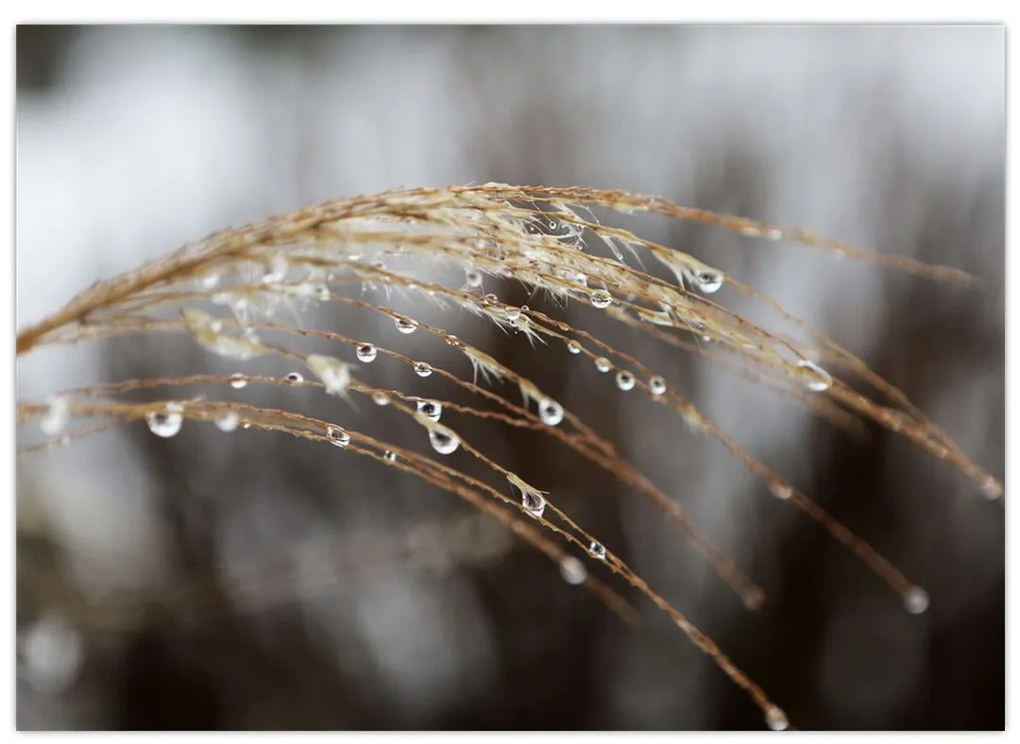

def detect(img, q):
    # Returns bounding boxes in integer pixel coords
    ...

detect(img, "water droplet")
[394,317,418,334]
[429,426,460,455]
[904,587,930,615]
[40,396,69,435]
[566,340,582,355]
[521,491,547,519]
[146,403,184,438]
[327,426,351,448]
[200,272,220,289]
[465,268,482,288]
[483,292,498,305]
[980,475,1003,500]
[503,306,522,322]
[356,344,377,363]
[414,361,433,378]
[372,392,391,406]
[587,541,607,560]
[589,290,613,309]
[416,400,442,422]
[649,376,667,396]
[594,357,612,373]
[770,482,793,500]
[615,371,635,391]
[229,373,248,389]
[383,450,398,462]
[559,556,587,585]
[538,399,564,426]
[284,372,304,384]
[796,360,833,392]
[215,411,240,432]
[692,269,724,294]
[765,706,789,731]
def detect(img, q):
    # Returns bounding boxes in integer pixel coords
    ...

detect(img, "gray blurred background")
[15,25,1004,730]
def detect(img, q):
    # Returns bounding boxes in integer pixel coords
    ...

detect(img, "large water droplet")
[229,373,248,389]
[395,317,418,334]
[146,403,184,438]
[566,340,582,355]
[372,392,391,406]
[416,400,442,422]
[589,290,613,309]
[284,372,304,384]
[649,376,667,396]
[765,706,789,731]
[594,357,612,373]
[215,411,240,432]
[559,556,587,585]
[904,586,930,615]
[587,541,607,560]
[539,398,564,426]
[356,344,377,363]
[521,491,547,519]
[327,426,351,448]
[692,269,724,294]
[465,268,482,288]
[615,371,635,391]
[414,361,433,378]
[429,426,460,455]
[796,359,833,392]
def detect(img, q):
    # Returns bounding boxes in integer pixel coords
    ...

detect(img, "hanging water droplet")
[649,376,667,396]
[327,426,351,448]
[465,268,482,288]
[589,289,613,309]
[482,292,498,305]
[615,371,635,391]
[416,400,442,422]
[770,482,794,500]
[229,373,248,389]
[372,392,391,406]
[692,269,724,294]
[414,362,433,378]
[383,450,398,462]
[394,317,418,334]
[904,586,930,615]
[429,426,460,455]
[503,306,522,322]
[566,340,582,355]
[559,556,587,585]
[594,357,612,373]
[796,359,833,392]
[538,398,564,426]
[146,403,184,438]
[214,411,240,432]
[284,372,304,384]
[765,706,789,731]
[40,396,69,436]
[521,491,547,519]
[587,541,607,560]
[356,344,377,363]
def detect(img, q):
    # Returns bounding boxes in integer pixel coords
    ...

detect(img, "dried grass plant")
[15,183,1004,730]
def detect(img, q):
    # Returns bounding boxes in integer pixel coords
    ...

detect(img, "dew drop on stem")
[356,344,377,363]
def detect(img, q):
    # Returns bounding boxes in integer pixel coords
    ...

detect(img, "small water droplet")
[589,290,613,309]
[770,482,793,500]
[429,426,460,455]
[692,269,724,294]
[538,399,564,426]
[559,556,587,585]
[229,373,248,389]
[521,491,547,519]
[904,587,930,615]
[414,361,433,378]
[483,292,499,305]
[796,360,832,392]
[765,706,789,731]
[615,371,635,391]
[327,426,351,448]
[566,340,582,355]
[980,475,1003,500]
[40,396,69,435]
[284,372,304,384]
[215,411,240,432]
[356,344,377,363]
[503,306,522,322]
[587,541,607,560]
[146,403,184,438]
[372,392,391,406]
[383,450,398,462]
[416,400,442,421]
[649,376,667,396]
[465,268,482,288]
[200,272,220,289]
[594,357,612,373]
[395,317,418,334]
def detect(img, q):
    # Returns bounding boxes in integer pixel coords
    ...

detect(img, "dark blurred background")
[15,25,1004,730]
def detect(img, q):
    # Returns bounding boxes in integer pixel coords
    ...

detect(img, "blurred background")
[15,25,1004,730]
